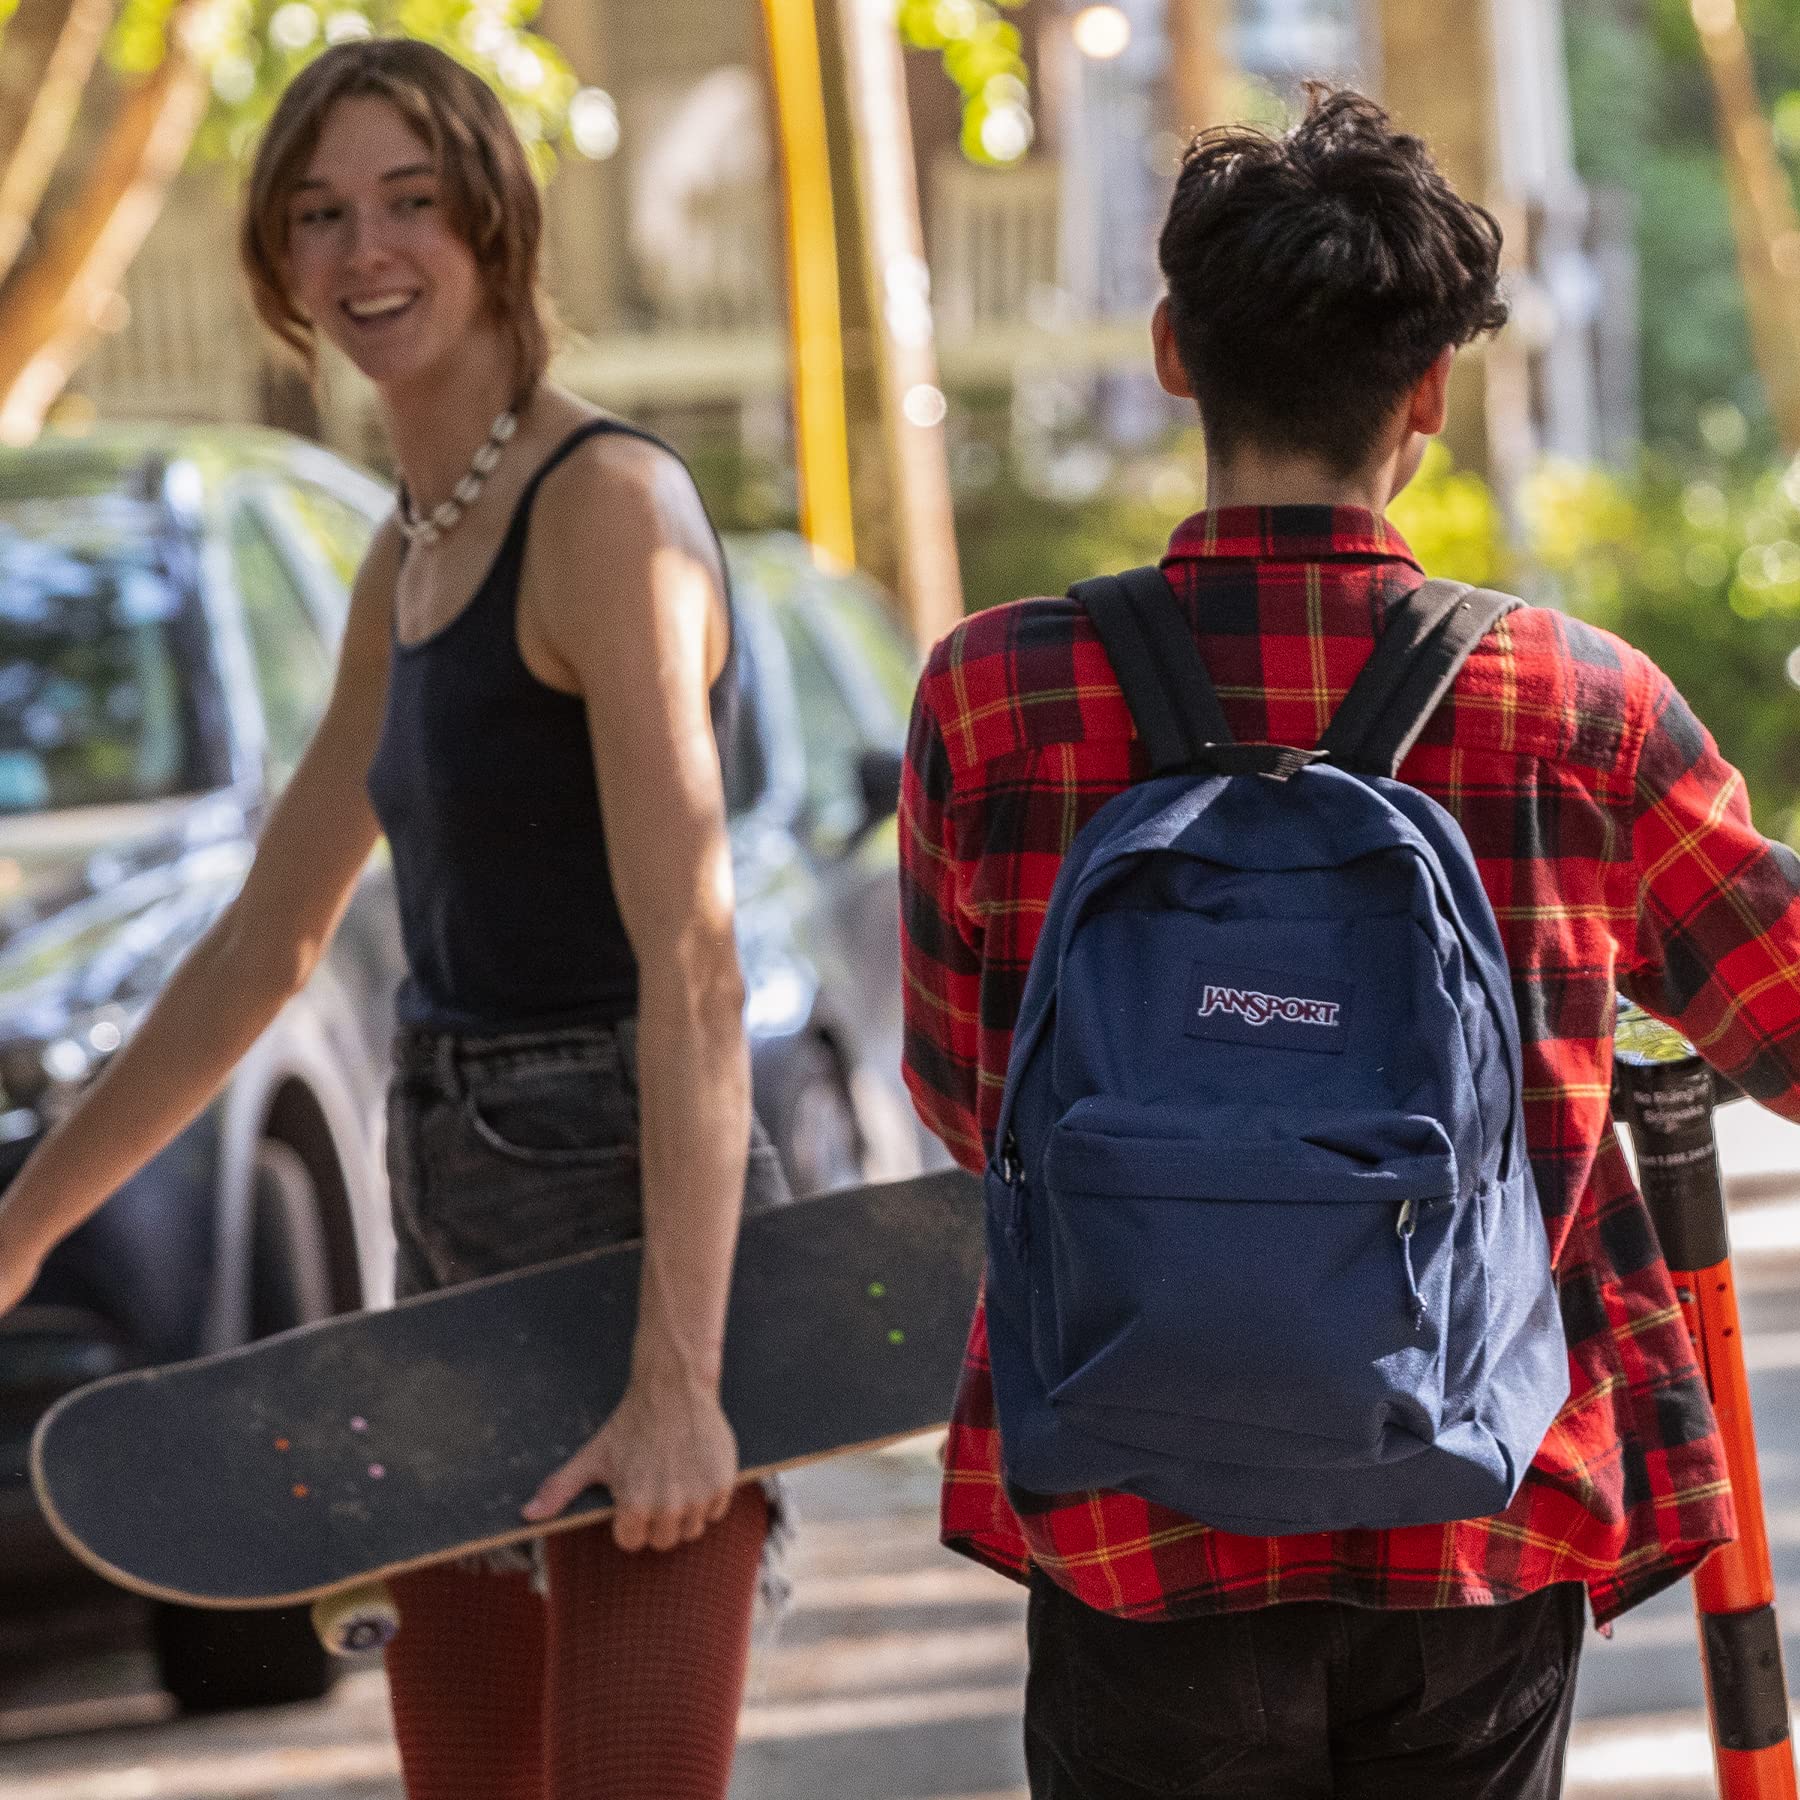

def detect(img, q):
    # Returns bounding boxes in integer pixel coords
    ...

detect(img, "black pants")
[1024,1573,1586,1799]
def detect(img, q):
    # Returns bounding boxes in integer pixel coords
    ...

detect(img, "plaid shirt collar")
[1163,504,1424,573]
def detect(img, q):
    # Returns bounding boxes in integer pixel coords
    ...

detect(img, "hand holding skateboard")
[523,1366,739,1551]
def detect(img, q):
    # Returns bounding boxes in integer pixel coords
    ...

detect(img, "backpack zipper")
[1396,1198,1426,1333]
[1002,1131,1030,1257]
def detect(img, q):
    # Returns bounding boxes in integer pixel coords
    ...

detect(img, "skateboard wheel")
[311,1582,400,1656]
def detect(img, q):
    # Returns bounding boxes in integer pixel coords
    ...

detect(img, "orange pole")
[1616,1035,1798,1800]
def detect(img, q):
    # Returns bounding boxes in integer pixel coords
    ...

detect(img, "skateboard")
[31,1167,982,1654]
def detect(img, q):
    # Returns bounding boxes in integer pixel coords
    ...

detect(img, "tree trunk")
[0,0,115,283]
[1163,0,1232,140]
[1376,0,1535,501]
[0,1,207,444]
[816,0,962,644]
[1690,0,1800,453]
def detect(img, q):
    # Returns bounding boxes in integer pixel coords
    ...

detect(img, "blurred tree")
[895,0,1032,165]
[1682,0,1800,452]
[1402,437,1800,846]
[1568,0,1800,458]
[0,0,579,443]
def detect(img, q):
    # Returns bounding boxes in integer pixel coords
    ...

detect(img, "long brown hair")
[240,39,551,397]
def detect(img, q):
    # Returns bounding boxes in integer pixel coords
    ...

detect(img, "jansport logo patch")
[1197,985,1342,1029]
[1186,965,1352,1054]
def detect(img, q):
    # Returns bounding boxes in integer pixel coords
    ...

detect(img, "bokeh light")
[268,2,318,51]
[979,102,1034,162]
[569,89,621,161]
[1072,5,1131,60]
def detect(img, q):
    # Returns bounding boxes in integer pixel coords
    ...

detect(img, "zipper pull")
[1001,1132,1029,1256]
[1396,1199,1425,1333]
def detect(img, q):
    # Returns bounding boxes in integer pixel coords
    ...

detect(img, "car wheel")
[247,1139,334,1340]
[154,1140,339,1714]
[778,1041,866,1198]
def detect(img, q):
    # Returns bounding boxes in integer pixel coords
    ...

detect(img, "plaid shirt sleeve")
[1620,659,1800,1115]
[899,649,985,1171]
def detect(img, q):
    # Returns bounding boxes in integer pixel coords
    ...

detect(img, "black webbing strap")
[1071,566,1234,775]
[1318,579,1520,777]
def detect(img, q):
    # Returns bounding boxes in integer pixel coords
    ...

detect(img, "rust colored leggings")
[384,1484,768,1799]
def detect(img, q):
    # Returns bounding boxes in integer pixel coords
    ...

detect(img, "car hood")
[0,794,253,1041]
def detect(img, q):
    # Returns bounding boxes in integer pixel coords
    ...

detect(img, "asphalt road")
[1,1101,1797,1800]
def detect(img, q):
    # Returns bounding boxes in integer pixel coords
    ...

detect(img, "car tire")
[153,1139,340,1714]
[151,1599,336,1714]
[777,1040,866,1198]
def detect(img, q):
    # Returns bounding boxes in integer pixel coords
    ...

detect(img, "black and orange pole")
[1615,1003,1797,1799]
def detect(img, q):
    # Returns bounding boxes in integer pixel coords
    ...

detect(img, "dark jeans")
[386,1019,788,1297]
[1024,1572,1586,1799]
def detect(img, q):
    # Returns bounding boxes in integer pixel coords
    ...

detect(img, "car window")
[808,577,918,744]
[0,499,204,813]
[771,603,871,854]
[276,481,378,624]
[228,504,335,785]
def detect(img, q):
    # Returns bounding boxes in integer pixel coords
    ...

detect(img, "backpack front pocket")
[1040,1100,1459,1469]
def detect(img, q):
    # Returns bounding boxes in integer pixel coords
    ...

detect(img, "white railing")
[633,175,784,333]
[927,153,1062,337]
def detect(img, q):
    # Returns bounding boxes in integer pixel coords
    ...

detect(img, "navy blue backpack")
[983,569,1570,1534]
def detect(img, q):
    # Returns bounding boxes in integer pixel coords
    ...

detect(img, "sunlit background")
[0,0,1794,845]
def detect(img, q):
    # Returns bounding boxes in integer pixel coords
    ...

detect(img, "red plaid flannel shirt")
[899,505,1800,1627]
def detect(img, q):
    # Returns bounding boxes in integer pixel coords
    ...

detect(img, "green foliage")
[106,0,578,171]
[1568,0,1800,461]
[1387,443,1510,588]
[896,0,1033,166]
[1403,442,1800,847]
[1647,0,1800,72]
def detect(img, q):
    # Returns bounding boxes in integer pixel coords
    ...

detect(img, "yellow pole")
[760,0,857,568]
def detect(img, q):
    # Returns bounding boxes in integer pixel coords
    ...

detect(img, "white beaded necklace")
[397,406,520,548]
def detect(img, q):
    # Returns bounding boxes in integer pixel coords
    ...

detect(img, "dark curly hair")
[1157,85,1508,474]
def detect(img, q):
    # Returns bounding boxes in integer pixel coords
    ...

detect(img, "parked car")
[0,424,930,1710]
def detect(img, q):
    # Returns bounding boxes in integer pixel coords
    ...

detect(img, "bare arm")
[517,437,750,1552]
[0,523,402,1308]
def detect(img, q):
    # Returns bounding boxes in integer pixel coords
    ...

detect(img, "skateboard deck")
[31,1169,982,1624]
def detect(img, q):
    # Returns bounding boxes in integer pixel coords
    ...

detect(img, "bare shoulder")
[518,414,726,692]
[533,420,719,574]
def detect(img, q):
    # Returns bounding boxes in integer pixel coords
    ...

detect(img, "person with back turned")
[899,86,1800,1799]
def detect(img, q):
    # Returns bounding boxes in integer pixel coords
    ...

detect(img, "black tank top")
[365,419,742,1032]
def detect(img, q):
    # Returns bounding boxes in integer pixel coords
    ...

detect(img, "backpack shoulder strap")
[1319,579,1521,778]
[1069,565,1234,775]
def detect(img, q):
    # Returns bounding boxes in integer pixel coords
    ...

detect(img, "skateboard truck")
[1614,1000,1799,1800]
[311,1580,401,1655]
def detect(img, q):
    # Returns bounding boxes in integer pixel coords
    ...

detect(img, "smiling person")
[0,37,785,1799]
